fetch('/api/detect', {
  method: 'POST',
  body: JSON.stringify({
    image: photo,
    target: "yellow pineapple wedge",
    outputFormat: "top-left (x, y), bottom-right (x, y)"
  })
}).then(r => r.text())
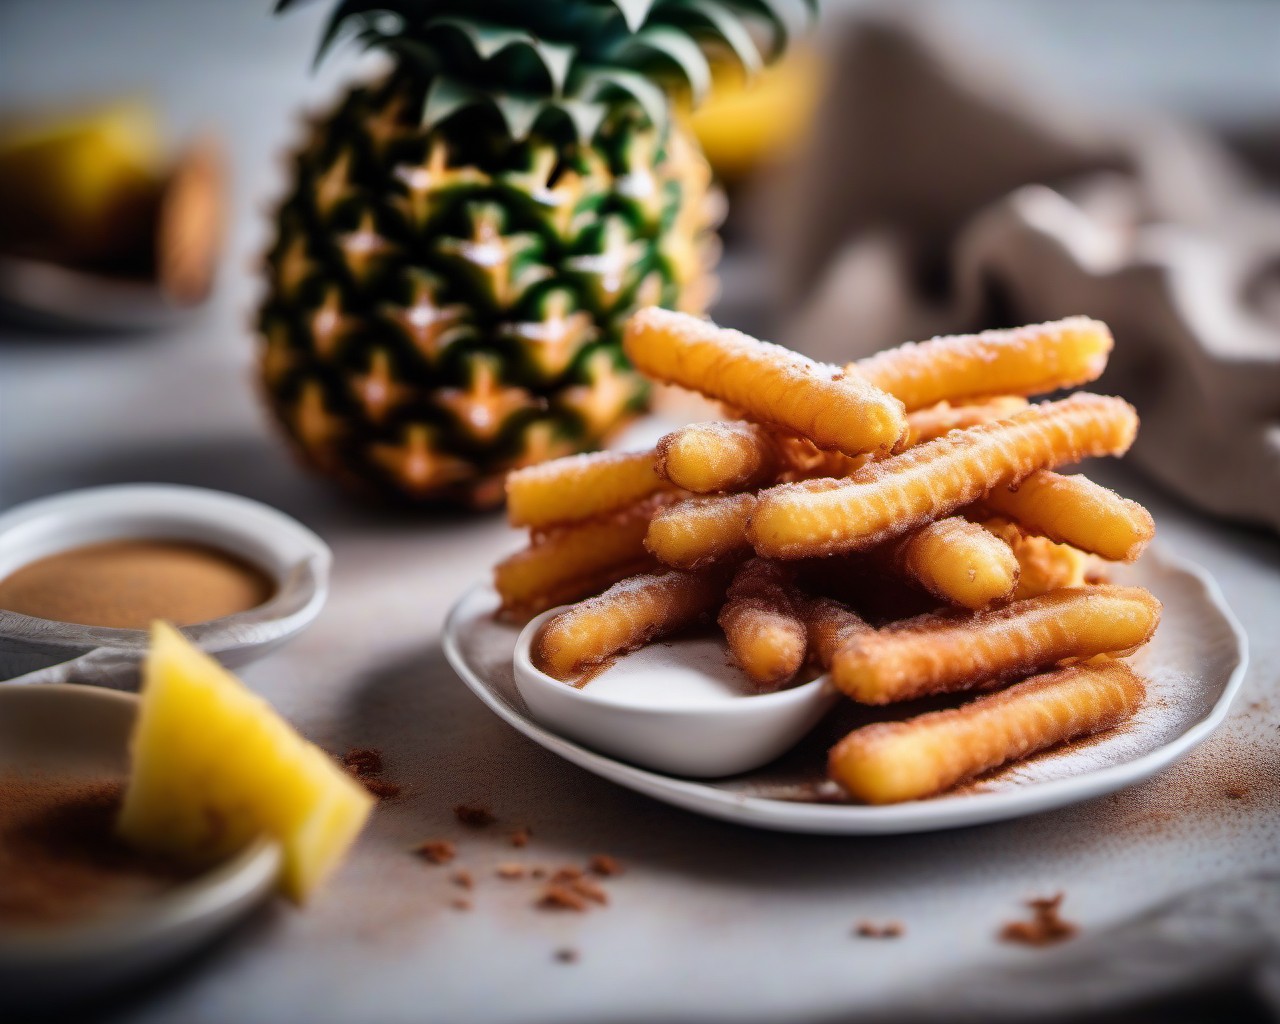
top-left (118, 622), bottom-right (374, 902)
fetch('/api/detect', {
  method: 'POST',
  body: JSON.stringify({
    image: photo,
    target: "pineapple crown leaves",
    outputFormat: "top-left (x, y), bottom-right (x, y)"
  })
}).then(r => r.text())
top-left (274, 0), bottom-right (817, 142)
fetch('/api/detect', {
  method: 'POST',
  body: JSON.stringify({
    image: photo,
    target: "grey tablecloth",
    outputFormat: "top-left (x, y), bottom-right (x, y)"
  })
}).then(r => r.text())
top-left (3, 2), bottom-right (1280, 1022)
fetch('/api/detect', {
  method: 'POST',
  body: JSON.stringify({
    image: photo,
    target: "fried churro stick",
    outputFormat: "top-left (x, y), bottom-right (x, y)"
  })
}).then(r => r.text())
top-left (534, 570), bottom-right (725, 681)
top-left (655, 421), bottom-right (781, 494)
top-left (749, 394), bottom-right (1138, 558)
top-left (852, 318), bottom-right (1113, 411)
top-left (831, 585), bottom-right (1160, 704)
top-left (802, 596), bottom-right (873, 669)
top-left (506, 450), bottom-right (664, 529)
top-left (978, 515), bottom-right (1089, 600)
top-left (828, 660), bottom-right (1146, 804)
top-left (873, 517), bottom-right (1019, 610)
top-left (984, 471), bottom-right (1154, 563)
top-left (624, 308), bottom-right (908, 457)
top-left (495, 500), bottom-right (662, 615)
top-left (904, 397), bottom-right (1030, 446)
top-left (718, 560), bottom-right (808, 690)
top-left (646, 492), bottom-right (755, 569)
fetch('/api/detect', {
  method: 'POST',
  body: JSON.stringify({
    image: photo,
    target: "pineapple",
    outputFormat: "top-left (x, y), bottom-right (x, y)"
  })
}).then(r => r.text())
top-left (259, 0), bottom-right (815, 507)
top-left (118, 623), bottom-right (373, 902)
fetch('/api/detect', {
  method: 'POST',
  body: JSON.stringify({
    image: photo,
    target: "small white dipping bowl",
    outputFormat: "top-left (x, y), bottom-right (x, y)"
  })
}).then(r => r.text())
top-left (513, 608), bottom-right (838, 778)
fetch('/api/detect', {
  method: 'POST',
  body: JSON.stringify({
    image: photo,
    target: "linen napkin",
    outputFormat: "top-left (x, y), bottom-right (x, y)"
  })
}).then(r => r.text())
top-left (763, 15), bottom-right (1280, 534)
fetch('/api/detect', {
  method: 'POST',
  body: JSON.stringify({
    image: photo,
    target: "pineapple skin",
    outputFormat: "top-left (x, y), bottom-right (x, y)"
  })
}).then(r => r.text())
top-left (258, 74), bottom-right (722, 508)
top-left (118, 623), bottom-right (374, 903)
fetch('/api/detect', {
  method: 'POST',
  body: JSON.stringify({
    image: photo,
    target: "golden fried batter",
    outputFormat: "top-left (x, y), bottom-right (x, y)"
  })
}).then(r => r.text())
top-left (801, 596), bottom-right (873, 669)
top-left (534, 569), bottom-right (726, 681)
top-left (828, 659), bottom-right (1146, 803)
top-left (506, 449), bottom-right (665, 529)
top-left (977, 515), bottom-right (1090, 599)
top-left (873, 517), bottom-right (1019, 610)
top-left (718, 560), bottom-right (808, 691)
top-left (645, 492), bottom-right (756, 569)
top-left (830, 584), bottom-right (1160, 704)
top-left (495, 498), bottom-right (665, 615)
top-left (984, 470), bottom-right (1154, 562)
top-left (904, 397), bottom-right (1030, 446)
top-left (749, 394), bottom-right (1139, 558)
top-left (624, 307), bottom-right (908, 457)
top-left (655, 421), bottom-right (781, 494)
top-left (853, 318), bottom-right (1113, 411)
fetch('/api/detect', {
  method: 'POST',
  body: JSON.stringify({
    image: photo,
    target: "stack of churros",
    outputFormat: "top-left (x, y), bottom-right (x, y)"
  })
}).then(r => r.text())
top-left (497, 307), bottom-right (1159, 805)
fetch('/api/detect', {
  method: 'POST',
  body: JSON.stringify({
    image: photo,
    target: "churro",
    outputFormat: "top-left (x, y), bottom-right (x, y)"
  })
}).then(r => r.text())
top-left (831, 585), bottom-right (1160, 704)
top-left (749, 394), bottom-right (1139, 558)
top-left (828, 660), bottom-right (1146, 803)
top-left (506, 449), bottom-right (665, 529)
top-left (645, 492), bottom-right (755, 569)
top-left (874, 517), bottom-right (1019, 610)
top-left (624, 307), bottom-right (908, 457)
top-left (904, 397), bottom-right (1030, 446)
top-left (718, 560), bottom-right (808, 690)
top-left (656, 421), bottom-right (781, 494)
top-left (853, 318), bottom-right (1113, 411)
top-left (984, 471), bottom-right (1154, 562)
top-left (534, 569), bottom-right (725, 681)
top-left (801, 596), bottom-right (872, 669)
top-left (494, 499), bottom-right (661, 614)
top-left (978, 515), bottom-right (1089, 600)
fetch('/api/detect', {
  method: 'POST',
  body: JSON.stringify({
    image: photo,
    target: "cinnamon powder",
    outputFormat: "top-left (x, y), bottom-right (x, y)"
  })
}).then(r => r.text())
top-left (0, 539), bottom-right (274, 629)
top-left (0, 773), bottom-right (197, 928)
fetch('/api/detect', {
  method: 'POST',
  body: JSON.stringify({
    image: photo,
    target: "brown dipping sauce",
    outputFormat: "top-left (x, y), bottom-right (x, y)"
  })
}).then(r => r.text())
top-left (0, 539), bottom-right (275, 629)
top-left (0, 774), bottom-right (198, 929)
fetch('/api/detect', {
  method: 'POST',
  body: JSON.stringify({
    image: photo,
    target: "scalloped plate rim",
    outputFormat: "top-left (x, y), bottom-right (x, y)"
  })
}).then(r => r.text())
top-left (443, 547), bottom-right (1248, 835)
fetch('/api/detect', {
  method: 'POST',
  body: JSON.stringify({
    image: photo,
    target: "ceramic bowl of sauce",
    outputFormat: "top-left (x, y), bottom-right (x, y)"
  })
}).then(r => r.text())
top-left (0, 484), bottom-right (330, 686)
top-left (0, 683), bottom-right (280, 1008)
top-left (513, 607), bottom-right (838, 778)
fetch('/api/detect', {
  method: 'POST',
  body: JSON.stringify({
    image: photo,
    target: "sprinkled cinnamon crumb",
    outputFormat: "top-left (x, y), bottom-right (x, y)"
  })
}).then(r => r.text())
top-left (451, 869), bottom-right (474, 891)
top-left (537, 884), bottom-right (589, 911)
top-left (854, 921), bottom-right (903, 939)
top-left (589, 854), bottom-right (623, 877)
top-left (342, 748), bottom-right (384, 777)
top-left (999, 894), bottom-right (1077, 946)
top-left (570, 877), bottom-right (608, 905)
top-left (454, 804), bottom-right (496, 828)
top-left (341, 748), bottom-right (399, 799)
top-left (415, 840), bottom-right (456, 865)
top-left (450, 897), bottom-right (472, 912)
top-left (362, 778), bottom-right (401, 800)
top-left (496, 863), bottom-right (527, 879)
top-left (509, 826), bottom-right (531, 848)
top-left (550, 866), bottom-right (583, 883)
top-left (1225, 786), bottom-right (1247, 800)
top-left (555, 947), bottom-right (579, 964)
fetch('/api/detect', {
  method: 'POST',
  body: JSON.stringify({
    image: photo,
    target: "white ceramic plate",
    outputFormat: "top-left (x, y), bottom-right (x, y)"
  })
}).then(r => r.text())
top-left (444, 548), bottom-right (1248, 834)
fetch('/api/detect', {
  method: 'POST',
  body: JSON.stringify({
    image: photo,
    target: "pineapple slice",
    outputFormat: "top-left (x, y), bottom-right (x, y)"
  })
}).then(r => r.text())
top-left (118, 622), bottom-right (374, 902)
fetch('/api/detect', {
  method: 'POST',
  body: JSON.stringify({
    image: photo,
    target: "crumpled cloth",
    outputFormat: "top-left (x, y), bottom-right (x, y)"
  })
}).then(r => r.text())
top-left (764, 15), bottom-right (1280, 534)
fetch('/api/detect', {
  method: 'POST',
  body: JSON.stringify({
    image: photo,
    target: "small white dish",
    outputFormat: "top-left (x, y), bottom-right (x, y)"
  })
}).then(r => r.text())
top-left (0, 684), bottom-right (281, 1010)
top-left (514, 608), bottom-right (838, 777)
top-left (0, 484), bottom-right (330, 686)
top-left (446, 547), bottom-right (1248, 834)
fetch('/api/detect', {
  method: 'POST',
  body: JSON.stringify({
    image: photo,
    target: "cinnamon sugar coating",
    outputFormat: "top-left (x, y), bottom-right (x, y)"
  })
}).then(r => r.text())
top-left (718, 560), bottom-right (808, 691)
top-left (829, 660), bottom-right (1145, 804)
top-left (872, 516), bottom-right (1019, 610)
top-left (831, 584), bottom-right (1160, 704)
top-left (656, 421), bottom-right (781, 494)
top-left (625, 307), bottom-right (908, 457)
top-left (534, 569), bottom-right (726, 681)
top-left (645, 492), bottom-right (756, 570)
top-left (749, 394), bottom-right (1139, 558)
